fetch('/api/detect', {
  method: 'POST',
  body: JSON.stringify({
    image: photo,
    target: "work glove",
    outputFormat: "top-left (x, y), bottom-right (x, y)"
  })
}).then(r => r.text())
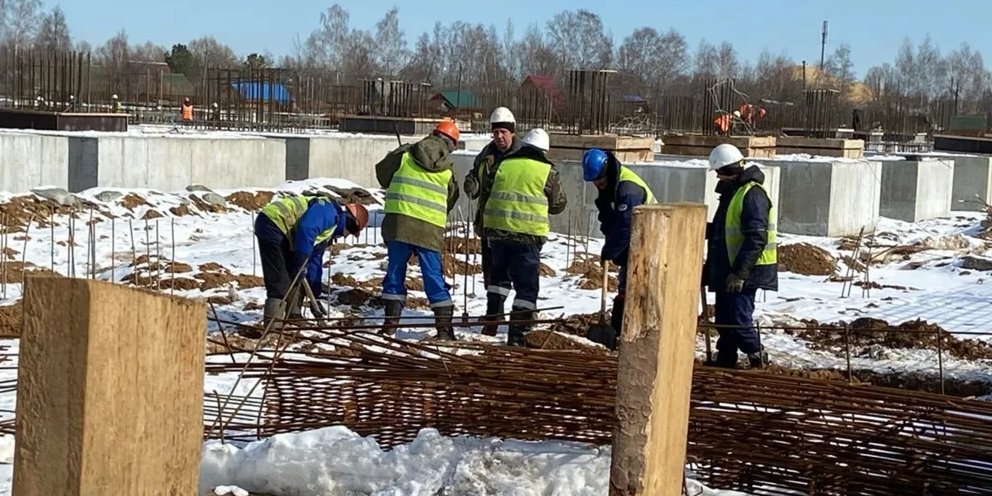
top-left (725, 274), bottom-right (746, 293)
top-left (463, 175), bottom-right (479, 197)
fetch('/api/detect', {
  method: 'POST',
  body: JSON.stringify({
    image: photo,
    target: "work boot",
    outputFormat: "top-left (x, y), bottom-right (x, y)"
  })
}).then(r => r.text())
top-left (708, 349), bottom-right (739, 369)
top-left (433, 305), bottom-right (456, 341)
top-left (506, 307), bottom-right (534, 347)
top-left (286, 288), bottom-right (304, 320)
top-left (381, 300), bottom-right (403, 334)
top-left (481, 293), bottom-right (507, 336)
top-left (255, 297), bottom-right (287, 337)
top-left (748, 349), bottom-right (769, 369)
top-left (609, 296), bottom-right (626, 338)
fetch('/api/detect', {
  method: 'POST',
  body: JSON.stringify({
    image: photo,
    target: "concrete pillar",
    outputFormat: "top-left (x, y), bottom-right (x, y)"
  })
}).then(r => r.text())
top-left (880, 159), bottom-right (954, 222)
top-left (610, 204), bottom-right (707, 496)
top-left (285, 137), bottom-right (311, 181)
top-left (67, 137), bottom-right (99, 193)
top-left (13, 277), bottom-right (205, 496)
top-left (949, 155), bottom-right (992, 211)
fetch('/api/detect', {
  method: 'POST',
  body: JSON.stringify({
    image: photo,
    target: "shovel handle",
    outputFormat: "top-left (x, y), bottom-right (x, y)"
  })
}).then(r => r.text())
top-left (600, 259), bottom-right (609, 316)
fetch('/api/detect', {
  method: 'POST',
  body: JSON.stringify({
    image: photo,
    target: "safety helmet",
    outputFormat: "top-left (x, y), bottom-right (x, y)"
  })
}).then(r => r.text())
top-left (708, 143), bottom-right (745, 170)
top-left (344, 203), bottom-right (369, 235)
top-left (434, 120), bottom-right (460, 143)
top-left (582, 148), bottom-right (609, 181)
top-left (489, 106), bottom-right (515, 125)
top-left (522, 128), bottom-right (550, 152)
top-left (112, 94), bottom-right (118, 99)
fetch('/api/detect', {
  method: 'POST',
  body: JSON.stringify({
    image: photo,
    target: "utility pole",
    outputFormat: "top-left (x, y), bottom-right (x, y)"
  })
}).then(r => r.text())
top-left (820, 20), bottom-right (828, 72)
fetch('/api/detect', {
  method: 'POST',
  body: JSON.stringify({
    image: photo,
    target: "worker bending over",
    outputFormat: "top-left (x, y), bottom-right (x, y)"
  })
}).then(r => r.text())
top-left (376, 121), bottom-right (461, 340)
top-left (464, 107), bottom-right (521, 333)
top-left (256, 195), bottom-right (369, 324)
top-left (582, 148), bottom-right (656, 344)
top-left (484, 128), bottom-right (567, 346)
top-left (704, 144), bottom-right (777, 368)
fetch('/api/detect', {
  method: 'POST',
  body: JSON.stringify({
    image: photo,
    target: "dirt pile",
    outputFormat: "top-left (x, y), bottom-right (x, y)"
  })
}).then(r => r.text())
top-left (444, 237), bottom-right (481, 255)
top-left (548, 312), bottom-right (603, 337)
top-left (141, 210), bottom-right (164, 220)
top-left (442, 253), bottom-right (481, 277)
top-left (779, 243), bottom-right (836, 276)
top-left (120, 193), bottom-right (149, 211)
top-left (758, 364), bottom-right (992, 398)
top-left (195, 270), bottom-right (264, 291)
top-left (0, 195), bottom-right (81, 231)
top-left (790, 317), bottom-right (992, 361)
top-left (327, 186), bottom-right (378, 206)
top-left (331, 272), bottom-right (381, 291)
top-left (189, 195), bottom-right (226, 214)
top-left (523, 330), bottom-right (607, 353)
top-left (225, 191), bottom-right (275, 211)
top-left (335, 288), bottom-right (377, 307)
top-left (169, 204), bottom-right (192, 216)
top-left (0, 301), bottom-right (21, 337)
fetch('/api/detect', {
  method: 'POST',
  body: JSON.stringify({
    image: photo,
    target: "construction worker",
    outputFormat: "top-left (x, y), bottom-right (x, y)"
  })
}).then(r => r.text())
top-left (704, 143), bottom-right (777, 368)
top-left (582, 148), bottom-right (656, 344)
top-left (111, 94), bottom-right (121, 113)
top-left (181, 97), bottom-right (194, 122)
top-left (376, 121), bottom-right (461, 340)
top-left (484, 128), bottom-right (566, 346)
top-left (464, 107), bottom-right (521, 334)
top-left (255, 195), bottom-right (369, 324)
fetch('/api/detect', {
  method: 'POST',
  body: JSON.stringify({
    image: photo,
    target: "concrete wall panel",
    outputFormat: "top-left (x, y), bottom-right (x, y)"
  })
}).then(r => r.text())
top-left (950, 155), bottom-right (992, 211)
top-left (188, 138), bottom-right (285, 189)
top-left (828, 161), bottom-right (882, 236)
top-left (880, 159), bottom-right (952, 222)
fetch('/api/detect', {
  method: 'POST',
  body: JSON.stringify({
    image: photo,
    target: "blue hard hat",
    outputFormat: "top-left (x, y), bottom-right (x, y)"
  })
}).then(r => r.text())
top-left (582, 148), bottom-right (608, 181)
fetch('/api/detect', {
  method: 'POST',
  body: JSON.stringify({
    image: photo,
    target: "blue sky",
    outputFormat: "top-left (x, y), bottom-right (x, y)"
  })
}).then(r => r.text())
top-left (61, 0), bottom-right (990, 78)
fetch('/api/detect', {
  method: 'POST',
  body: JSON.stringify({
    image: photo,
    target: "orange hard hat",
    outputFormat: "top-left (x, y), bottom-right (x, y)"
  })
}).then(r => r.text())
top-left (435, 120), bottom-right (460, 143)
top-left (344, 203), bottom-right (369, 235)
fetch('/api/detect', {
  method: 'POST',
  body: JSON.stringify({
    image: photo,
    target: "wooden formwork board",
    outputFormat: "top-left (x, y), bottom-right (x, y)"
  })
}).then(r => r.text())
top-left (550, 133), bottom-right (655, 150)
top-left (547, 148), bottom-right (654, 163)
top-left (777, 137), bottom-right (865, 158)
top-left (777, 147), bottom-right (865, 158)
top-left (661, 134), bottom-right (777, 158)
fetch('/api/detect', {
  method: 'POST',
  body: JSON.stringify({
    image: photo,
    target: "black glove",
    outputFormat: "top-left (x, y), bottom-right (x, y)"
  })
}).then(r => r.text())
top-left (725, 274), bottom-right (746, 293)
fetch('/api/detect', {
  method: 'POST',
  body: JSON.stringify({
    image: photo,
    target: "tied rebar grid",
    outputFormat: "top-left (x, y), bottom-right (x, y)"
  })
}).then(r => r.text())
top-left (202, 331), bottom-right (992, 496)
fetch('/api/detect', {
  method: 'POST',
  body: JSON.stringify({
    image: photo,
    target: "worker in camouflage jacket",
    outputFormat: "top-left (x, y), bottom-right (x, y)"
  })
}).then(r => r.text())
top-left (482, 128), bottom-right (567, 346)
top-left (375, 121), bottom-right (461, 340)
top-left (464, 107), bottom-right (522, 299)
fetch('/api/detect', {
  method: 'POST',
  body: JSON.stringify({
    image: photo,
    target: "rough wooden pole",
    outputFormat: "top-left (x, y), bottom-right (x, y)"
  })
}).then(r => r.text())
top-left (14, 276), bottom-right (206, 496)
top-left (609, 203), bottom-right (707, 496)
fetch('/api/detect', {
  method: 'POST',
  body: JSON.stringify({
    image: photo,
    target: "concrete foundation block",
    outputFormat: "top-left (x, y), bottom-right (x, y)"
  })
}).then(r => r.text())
top-left (0, 133), bottom-right (69, 191)
top-left (67, 137), bottom-right (98, 192)
top-left (880, 158), bottom-right (954, 222)
top-left (949, 155), bottom-right (992, 211)
top-left (751, 159), bottom-right (882, 237)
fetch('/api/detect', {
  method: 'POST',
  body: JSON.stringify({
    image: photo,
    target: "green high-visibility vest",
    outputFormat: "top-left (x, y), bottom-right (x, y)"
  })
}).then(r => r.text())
top-left (618, 166), bottom-right (657, 204)
top-left (384, 152), bottom-right (451, 228)
top-left (261, 195), bottom-right (337, 249)
top-left (484, 156), bottom-right (552, 236)
top-left (726, 182), bottom-right (777, 265)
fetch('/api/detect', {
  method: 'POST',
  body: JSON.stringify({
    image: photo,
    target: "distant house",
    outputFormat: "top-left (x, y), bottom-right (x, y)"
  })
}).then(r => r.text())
top-left (519, 75), bottom-right (566, 122)
top-left (621, 95), bottom-right (650, 114)
top-left (430, 91), bottom-right (482, 112)
top-left (227, 81), bottom-right (293, 110)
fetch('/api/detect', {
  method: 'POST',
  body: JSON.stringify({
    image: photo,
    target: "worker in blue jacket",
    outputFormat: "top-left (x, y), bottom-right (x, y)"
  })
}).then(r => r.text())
top-left (582, 148), bottom-right (657, 341)
top-left (255, 195), bottom-right (369, 324)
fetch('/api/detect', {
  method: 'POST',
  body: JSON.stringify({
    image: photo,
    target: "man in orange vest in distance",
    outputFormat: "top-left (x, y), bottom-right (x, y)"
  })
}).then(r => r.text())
top-left (181, 97), bottom-right (194, 122)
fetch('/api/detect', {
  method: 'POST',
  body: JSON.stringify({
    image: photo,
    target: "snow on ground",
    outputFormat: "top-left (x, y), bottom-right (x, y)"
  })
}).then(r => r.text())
top-left (0, 177), bottom-right (987, 494)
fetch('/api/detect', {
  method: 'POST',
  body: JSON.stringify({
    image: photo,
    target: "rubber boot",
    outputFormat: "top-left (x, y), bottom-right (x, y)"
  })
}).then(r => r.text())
top-left (251, 297), bottom-right (286, 338)
top-left (506, 307), bottom-right (534, 347)
top-left (382, 300), bottom-right (403, 334)
top-left (481, 293), bottom-right (507, 336)
top-left (433, 305), bottom-right (456, 341)
top-left (748, 349), bottom-right (769, 369)
top-left (286, 287), bottom-right (304, 321)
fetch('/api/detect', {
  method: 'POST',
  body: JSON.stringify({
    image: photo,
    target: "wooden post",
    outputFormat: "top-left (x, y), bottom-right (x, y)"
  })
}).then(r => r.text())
top-left (609, 204), bottom-right (707, 496)
top-left (14, 277), bottom-right (205, 496)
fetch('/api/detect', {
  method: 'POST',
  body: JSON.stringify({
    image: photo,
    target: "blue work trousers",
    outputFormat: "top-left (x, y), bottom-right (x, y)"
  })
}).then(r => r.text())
top-left (487, 239), bottom-right (541, 310)
top-left (382, 240), bottom-right (452, 308)
top-left (714, 289), bottom-right (761, 364)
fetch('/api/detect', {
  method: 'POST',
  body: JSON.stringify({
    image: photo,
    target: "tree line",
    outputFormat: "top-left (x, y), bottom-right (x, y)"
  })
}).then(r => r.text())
top-left (6, 2), bottom-right (992, 115)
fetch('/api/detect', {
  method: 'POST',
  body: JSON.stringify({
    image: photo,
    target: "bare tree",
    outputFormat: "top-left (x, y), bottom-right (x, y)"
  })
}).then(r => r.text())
top-left (545, 9), bottom-right (612, 70)
top-left (130, 41), bottom-right (165, 64)
top-left (34, 5), bottom-right (70, 52)
top-left (304, 4), bottom-right (350, 71)
top-left (374, 7), bottom-right (408, 77)
top-left (617, 27), bottom-right (688, 95)
top-left (96, 30), bottom-right (130, 88)
top-left (3, 0), bottom-right (42, 52)
top-left (517, 24), bottom-right (559, 78)
top-left (402, 30), bottom-right (442, 84)
top-left (188, 36), bottom-right (237, 69)
top-left (826, 43), bottom-right (855, 91)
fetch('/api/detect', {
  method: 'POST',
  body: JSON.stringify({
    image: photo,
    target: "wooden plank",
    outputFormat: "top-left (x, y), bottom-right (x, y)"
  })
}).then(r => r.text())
top-left (14, 277), bottom-right (205, 496)
top-left (777, 147), bottom-right (864, 158)
top-left (550, 133), bottom-right (655, 150)
top-left (776, 137), bottom-right (864, 149)
top-left (547, 148), bottom-right (653, 163)
top-left (661, 134), bottom-right (776, 149)
top-left (609, 204), bottom-right (707, 496)
top-left (662, 144), bottom-right (777, 158)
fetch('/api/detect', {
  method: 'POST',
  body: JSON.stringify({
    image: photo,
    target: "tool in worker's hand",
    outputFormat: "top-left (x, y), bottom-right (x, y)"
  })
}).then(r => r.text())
top-left (586, 259), bottom-right (617, 350)
top-left (700, 285), bottom-right (713, 363)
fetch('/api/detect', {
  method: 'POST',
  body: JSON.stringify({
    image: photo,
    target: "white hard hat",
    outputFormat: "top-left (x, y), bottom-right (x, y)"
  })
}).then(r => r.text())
top-left (112, 94), bottom-right (118, 99)
top-left (490, 106), bottom-right (515, 125)
top-left (708, 143), bottom-right (745, 170)
top-left (733, 110), bottom-right (742, 118)
top-left (522, 128), bottom-right (550, 152)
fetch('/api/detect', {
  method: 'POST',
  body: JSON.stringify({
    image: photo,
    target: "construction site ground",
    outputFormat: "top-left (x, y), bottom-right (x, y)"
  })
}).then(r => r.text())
top-left (0, 177), bottom-right (989, 494)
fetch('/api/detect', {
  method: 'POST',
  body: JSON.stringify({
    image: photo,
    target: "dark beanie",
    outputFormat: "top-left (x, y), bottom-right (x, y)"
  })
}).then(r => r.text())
top-left (491, 121), bottom-right (515, 134)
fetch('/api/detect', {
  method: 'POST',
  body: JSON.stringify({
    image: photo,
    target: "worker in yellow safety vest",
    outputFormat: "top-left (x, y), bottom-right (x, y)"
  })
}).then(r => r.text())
top-left (483, 128), bottom-right (567, 346)
top-left (703, 143), bottom-right (778, 369)
top-left (255, 195), bottom-right (369, 325)
top-left (375, 121), bottom-right (461, 340)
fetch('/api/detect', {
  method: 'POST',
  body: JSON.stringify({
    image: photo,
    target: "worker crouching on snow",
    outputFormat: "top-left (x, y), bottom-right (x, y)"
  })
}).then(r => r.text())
top-left (483, 128), bottom-right (566, 346)
top-left (376, 121), bottom-right (461, 340)
top-left (256, 195), bottom-right (369, 324)
top-left (582, 148), bottom-right (656, 343)
top-left (704, 143), bottom-right (777, 368)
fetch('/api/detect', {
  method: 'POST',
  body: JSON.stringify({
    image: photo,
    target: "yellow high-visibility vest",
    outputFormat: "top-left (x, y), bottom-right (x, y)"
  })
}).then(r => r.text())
top-left (725, 182), bottom-right (777, 265)
top-left (484, 157), bottom-right (552, 236)
top-left (383, 152), bottom-right (451, 228)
